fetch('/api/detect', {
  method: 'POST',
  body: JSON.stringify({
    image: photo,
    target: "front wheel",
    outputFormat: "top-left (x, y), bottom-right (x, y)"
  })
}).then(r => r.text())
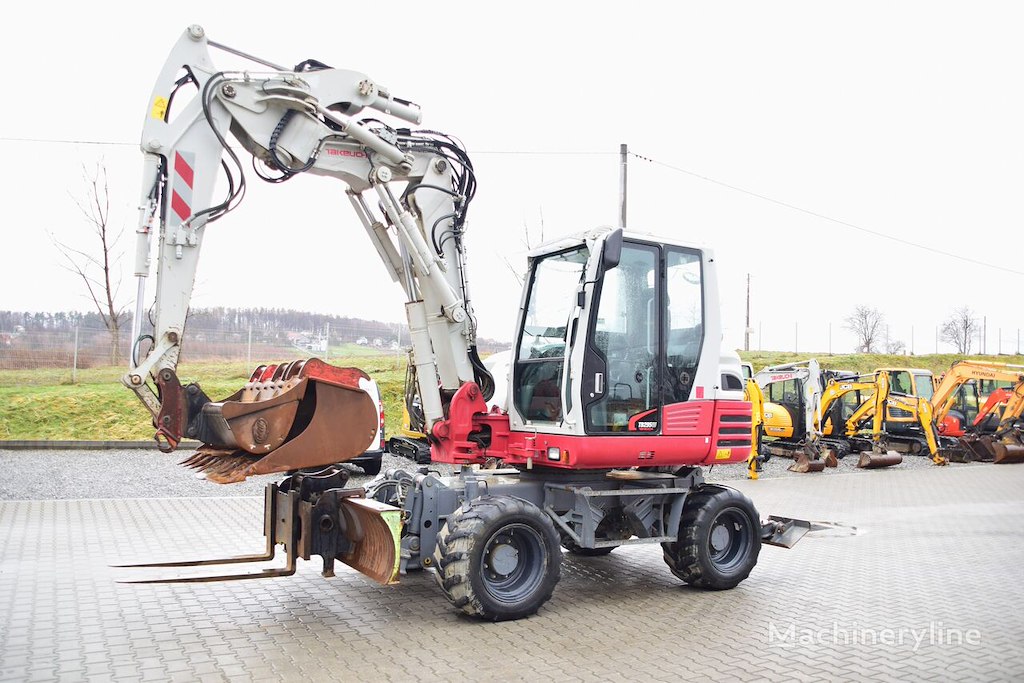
top-left (662, 486), bottom-right (760, 590)
top-left (433, 496), bottom-right (561, 621)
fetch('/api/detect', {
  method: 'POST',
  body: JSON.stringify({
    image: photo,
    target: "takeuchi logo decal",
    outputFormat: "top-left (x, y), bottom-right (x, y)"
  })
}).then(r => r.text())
top-left (326, 149), bottom-right (367, 158)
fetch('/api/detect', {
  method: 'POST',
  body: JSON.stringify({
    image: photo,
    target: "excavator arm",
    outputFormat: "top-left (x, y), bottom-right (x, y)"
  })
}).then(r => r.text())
top-left (122, 26), bottom-right (492, 480)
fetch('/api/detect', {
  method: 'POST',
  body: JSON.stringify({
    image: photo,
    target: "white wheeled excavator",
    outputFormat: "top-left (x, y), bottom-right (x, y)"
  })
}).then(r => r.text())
top-left (115, 25), bottom-right (814, 621)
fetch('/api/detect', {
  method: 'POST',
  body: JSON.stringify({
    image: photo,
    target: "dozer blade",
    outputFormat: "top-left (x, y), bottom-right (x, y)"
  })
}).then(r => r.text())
top-left (761, 516), bottom-right (857, 548)
top-left (337, 498), bottom-right (402, 584)
top-left (857, 449), bottom-right (903, 469)
top-left (183, 359), bottom-right (378, 483)
top-left (114, 479), bottom-right (401, 585)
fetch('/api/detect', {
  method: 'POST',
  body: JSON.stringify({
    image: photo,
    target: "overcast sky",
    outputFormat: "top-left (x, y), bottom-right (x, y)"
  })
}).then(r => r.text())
top-left (3, 2), bottom-right (1023, 355)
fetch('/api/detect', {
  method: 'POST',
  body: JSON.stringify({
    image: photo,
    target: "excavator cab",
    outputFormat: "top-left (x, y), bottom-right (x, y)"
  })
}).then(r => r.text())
top-left (502, 228), bottom-right (747, 468)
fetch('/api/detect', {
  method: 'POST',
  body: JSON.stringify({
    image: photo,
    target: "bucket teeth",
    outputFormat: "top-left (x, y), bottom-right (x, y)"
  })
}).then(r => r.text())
top-left (179, 450), bottom-right (260, 483)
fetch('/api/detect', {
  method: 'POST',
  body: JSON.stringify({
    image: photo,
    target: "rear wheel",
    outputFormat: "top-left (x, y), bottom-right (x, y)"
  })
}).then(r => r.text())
top-left (662, 486), bottom-right (760, 590)
top-left (433, 496), bottom-right (561, 621)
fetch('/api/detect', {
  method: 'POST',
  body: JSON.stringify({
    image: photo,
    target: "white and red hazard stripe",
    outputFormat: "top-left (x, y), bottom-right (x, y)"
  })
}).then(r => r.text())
top-left (170, 151), bottom-right (195, 223)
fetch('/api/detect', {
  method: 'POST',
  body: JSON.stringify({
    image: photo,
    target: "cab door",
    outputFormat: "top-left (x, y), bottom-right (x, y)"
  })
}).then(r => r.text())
top-left (581, 242), bottom-right (705, 435)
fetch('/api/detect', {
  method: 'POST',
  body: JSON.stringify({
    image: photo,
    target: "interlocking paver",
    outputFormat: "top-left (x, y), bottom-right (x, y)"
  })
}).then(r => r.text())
top-left (1, 464), bottom-right (1022, 680)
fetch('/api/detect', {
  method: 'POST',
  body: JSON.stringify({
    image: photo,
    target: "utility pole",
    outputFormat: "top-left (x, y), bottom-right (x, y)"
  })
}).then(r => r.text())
top-left (744, 274), bottom-right (751, 352)
top-left (325, 322), bottom-right (331, 358)
top-left (794, 322), bottom-right (798, 354)
top-left (246, 322), bottom-right (252, 367)
top-left (619, 143), bottom-right (628, 229)
top-left (910, 325), bottom-right (914, 355)
top-left (828, 323), bottom-right (832, 356)
top-left (72, 325), bottom-right (79, 384)
top-left (983, 316), bottom-right (987, 355)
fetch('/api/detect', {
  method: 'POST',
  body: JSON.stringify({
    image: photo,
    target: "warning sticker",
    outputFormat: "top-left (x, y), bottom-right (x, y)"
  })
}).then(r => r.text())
top-left (151, 96), bottom-right (169, 121)
top-left (715, 448), bottom-right (733, 460)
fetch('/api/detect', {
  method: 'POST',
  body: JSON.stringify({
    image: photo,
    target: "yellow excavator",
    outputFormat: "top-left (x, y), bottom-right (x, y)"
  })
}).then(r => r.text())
top-left (748, 363), bottom-right (946, 477)
top-left (931, 360), bottom-right (1024, 463)
top-left (386, 356), bottom-right (432, 464)
top-left (827, 372), bottom-right (947, 467)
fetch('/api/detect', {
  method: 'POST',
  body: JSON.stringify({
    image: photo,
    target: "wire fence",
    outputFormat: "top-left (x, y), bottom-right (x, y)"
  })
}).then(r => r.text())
top-left (0, 324), bottom-right (409, 385)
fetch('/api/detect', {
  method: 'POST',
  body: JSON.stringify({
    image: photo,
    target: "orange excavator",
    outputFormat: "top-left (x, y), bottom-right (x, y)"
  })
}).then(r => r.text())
top-left (931, 360), bottom-right (1024, 463)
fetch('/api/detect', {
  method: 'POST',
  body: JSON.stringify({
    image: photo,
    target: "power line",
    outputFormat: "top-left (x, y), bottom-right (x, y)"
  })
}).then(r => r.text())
top-left (0, 136), bottom-right (614, 156)
top-left (9, 134), bottom-right (1021, 276)
top-left (0, 136), bottom-right (134, 146)
top-left (630, 150), bottom-right (1024, 277)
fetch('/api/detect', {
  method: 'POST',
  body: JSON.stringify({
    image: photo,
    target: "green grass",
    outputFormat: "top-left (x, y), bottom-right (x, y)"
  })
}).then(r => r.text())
top-left (3, 351), bottom-right (1021, 441)
top-left (0, 355), bottom-right (406, 441)
top-left (739, 351), bottom-right (1024, 376)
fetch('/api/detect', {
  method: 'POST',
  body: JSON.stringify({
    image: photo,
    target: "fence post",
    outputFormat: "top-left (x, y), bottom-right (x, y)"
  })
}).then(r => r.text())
top-left (72, 325), bottom-right (79, 384)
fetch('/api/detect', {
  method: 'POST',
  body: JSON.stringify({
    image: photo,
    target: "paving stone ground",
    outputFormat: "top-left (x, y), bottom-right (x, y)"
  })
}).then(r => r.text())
top-left (1, 461), bottom-right (1022, 681)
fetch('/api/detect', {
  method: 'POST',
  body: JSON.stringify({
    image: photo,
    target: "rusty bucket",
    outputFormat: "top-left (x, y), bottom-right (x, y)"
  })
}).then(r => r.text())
top-left (857, 449), bottom-right (903, 469)
top-left (991, 440), bottom-right (1024, 464)
top-left (788, 445), bottom-right (827, 473)
top-left (183, 359), bottom-right (378, 483)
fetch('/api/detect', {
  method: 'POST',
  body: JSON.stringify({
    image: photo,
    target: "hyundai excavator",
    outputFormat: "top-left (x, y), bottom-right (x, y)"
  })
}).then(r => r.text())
top-left (113, 26), bottom-right (814, 621)
top-left (931, 360), bottom-right (1024, 463)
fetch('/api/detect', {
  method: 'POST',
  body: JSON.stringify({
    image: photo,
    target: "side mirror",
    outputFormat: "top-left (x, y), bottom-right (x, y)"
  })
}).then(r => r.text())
top-left (602, 228), bottom-right (623, 271)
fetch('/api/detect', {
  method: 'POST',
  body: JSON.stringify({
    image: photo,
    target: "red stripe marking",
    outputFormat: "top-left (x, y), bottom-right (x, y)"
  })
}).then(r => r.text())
top-left (174, 152), bottom-right (194, 189)
top-left (171, 190), bottom-right (191, 222)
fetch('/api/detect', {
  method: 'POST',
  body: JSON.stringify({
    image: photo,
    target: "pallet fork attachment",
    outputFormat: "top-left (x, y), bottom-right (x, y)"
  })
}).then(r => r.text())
top-left (114, 470), bottom-right (402, 585)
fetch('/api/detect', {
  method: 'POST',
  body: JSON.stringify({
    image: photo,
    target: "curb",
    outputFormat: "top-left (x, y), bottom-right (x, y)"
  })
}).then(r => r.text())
top-left (0, 440), bottom-right (202, 451)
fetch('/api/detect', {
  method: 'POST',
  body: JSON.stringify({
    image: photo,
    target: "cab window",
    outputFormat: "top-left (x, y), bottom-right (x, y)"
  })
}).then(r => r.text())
top-left (515, 246), bottom-right (589, 422)
top-left (913, 374), bottom-right (934, 401)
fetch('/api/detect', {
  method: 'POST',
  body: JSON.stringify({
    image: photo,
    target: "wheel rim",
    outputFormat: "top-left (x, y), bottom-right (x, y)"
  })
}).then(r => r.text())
top-left (479, 523), bottom-right (547, 603)
top-left (707, 508), bottom-right (754, 572)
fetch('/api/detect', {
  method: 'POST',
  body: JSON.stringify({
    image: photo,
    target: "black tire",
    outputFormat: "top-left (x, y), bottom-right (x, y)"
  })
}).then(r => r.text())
top-left (433, 495), bottom-right (561, 621)
top-left (662, 486), bottom-right (760, 590)
top-left (359, 457), bottom-right (382, 476)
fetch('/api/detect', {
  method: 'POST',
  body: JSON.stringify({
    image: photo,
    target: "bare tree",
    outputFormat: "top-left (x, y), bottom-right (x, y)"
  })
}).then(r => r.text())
top-left (54, 162), bottom-right (128, 365)
top-left (501, 209), bottom-right (546, 287)
top-left (844, 305), bottom-right (885, 353)
top-left (885, 339), bottom-right (906, 355)
top-left (940, 306), bottom-right (979, 354)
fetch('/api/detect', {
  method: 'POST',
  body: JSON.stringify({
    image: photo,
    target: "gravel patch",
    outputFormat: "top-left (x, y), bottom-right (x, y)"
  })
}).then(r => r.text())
top-left (0, 445), bottom-right (961, 501)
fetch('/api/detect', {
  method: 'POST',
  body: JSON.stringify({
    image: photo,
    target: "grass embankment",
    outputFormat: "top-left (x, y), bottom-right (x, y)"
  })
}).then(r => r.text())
top-left (0, 351), bottom-right (405, 441)
top-left (741, 352), bottom-right (1024, 376)
top-left (2, 350), bottom-right (1022, 441)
